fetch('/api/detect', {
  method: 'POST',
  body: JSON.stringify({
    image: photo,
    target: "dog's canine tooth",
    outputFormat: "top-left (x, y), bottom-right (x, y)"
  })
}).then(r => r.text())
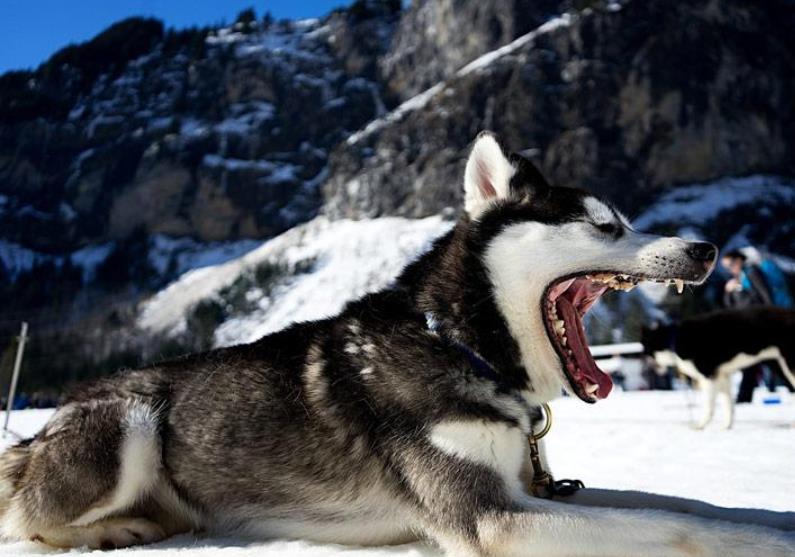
top-left (586, 383), bottom-right (599, 395)
top-left (675, 279), bottom-right (684, 294)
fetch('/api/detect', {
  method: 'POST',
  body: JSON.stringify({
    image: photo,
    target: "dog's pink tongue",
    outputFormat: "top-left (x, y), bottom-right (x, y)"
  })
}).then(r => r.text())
top-left (557, 297), bottom-right (613, 399)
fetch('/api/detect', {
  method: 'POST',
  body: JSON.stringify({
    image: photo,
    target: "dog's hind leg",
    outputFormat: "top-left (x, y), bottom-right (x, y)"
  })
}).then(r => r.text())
top-left (667, 355), bottom-right (716, 430)
top-left (0, 399), bottom-right (169, 549)
top-left (695, 379), bottom-right (717, 430)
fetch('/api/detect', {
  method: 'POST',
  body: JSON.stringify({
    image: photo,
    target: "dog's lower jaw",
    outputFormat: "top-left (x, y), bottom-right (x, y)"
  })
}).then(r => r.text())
top-left (504, 306), bottom-right (569, 405)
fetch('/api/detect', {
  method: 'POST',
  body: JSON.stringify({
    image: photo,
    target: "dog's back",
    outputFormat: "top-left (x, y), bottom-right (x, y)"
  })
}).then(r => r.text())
top-left (675, 307), bottom-right (795, 375)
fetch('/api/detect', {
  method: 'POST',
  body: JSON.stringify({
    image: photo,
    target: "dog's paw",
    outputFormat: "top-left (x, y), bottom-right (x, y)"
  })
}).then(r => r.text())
top-left (91, 518), bottom-right (166, 549)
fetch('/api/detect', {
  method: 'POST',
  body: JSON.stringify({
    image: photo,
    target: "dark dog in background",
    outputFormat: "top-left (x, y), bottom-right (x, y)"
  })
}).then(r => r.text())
top-left (643, 307), bottom-right (795, 429)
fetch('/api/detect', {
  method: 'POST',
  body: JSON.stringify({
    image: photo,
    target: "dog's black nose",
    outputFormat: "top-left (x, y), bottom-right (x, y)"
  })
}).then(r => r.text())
top-left (686, 242), bottom-right (717, 263)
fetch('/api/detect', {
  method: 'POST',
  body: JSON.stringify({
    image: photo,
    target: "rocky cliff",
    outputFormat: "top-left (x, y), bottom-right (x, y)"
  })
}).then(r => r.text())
top-left (324, 0), bottom-right (795, 220)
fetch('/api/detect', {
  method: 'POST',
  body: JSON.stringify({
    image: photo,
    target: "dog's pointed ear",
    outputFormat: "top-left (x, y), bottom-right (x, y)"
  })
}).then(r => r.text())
top-left (509, 152), bottom-right (552, 198)
top-left (464, 131), bottom-right (515, 218)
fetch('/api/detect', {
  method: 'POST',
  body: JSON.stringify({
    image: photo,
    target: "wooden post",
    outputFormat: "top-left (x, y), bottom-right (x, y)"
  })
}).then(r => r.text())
top-left (3, 322), bottom-right (28, 433)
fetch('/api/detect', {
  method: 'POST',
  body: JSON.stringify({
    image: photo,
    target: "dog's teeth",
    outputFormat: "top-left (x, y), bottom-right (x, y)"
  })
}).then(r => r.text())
top-left (586, 383), bottom-right (599, 395)
top-left (675, 279), bottom-right (684, 294)
top-left (561, 335), bottom-right (567, 346)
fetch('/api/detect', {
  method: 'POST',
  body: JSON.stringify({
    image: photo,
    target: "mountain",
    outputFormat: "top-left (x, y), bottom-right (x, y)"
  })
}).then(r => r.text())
top-left (1, 0), bottom-right (794, 392)
top-left (0, 3), bottom-right (398, 302)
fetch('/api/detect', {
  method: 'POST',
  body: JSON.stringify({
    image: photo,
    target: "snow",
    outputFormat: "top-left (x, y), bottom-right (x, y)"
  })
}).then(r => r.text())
top-left (214, 102), bottom-right (275, 136)
top-left (201, 155), bottom-right (299, 180)
top-left (137, 216), bottom-right (453, 341)
top-left (0, 240), bottom-right (116, 280)
top-left (86, 115), bottom-right (125, 139)
top-left (0, 391), bottom-right (792, 556)
top-left (147, 236), bottom-right (261, 278)
top-left (632, 175), bottom-right (795, 232)
top-left (58, 202), bottom-right (78, 222)
top-left (456, 14), bottom-right (572, 76)
top-left (0, 241), bottom-right (42, 277)
top-left (346, 83), bottom-right (444, 145)
top-left (207, 20), bottom-right (331, 67)
top-left (180, 118), bottom-right (210, 139)
top-left (69, 243), bottom-right (115, 281)
top-left (0, 235), bottom-right (260, 285)
top-left (213, 216), bottom-right (452, 345)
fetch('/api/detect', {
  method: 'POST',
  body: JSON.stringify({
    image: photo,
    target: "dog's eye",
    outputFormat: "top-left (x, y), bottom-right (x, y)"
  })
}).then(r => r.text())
top-left (592, 222), bottom-right (624, 238)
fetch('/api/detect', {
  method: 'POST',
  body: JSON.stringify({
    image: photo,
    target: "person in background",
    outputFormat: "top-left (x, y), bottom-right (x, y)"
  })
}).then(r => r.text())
top-left (721, 247), bottom-right (794, 402)
top-left (722, 248), bottom-right (793, 308)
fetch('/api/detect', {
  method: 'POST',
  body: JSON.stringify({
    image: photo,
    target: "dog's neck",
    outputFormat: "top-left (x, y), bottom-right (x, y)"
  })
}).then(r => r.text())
top-left (398, 220), bottom-right (531, 391)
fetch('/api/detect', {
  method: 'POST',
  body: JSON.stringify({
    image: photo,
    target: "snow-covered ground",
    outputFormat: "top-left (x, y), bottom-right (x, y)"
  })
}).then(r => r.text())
top-left (0, 390), bottom-right (792, 556)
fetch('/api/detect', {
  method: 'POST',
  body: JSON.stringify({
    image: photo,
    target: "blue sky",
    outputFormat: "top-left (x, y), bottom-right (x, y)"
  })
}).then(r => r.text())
top-left (0, 0), bottom-right (351, 74)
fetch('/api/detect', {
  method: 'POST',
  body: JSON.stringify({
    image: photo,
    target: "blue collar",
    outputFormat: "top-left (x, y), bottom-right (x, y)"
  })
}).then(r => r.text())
top-left (425, 312), bottom-right (503, 384)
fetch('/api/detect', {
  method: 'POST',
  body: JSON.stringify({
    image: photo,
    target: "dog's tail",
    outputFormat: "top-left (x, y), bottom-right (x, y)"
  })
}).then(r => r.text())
top-left (0, 438), bottom-right (33, 520)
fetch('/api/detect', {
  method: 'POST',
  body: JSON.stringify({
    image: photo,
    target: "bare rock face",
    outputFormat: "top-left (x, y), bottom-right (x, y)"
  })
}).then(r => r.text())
top-left (325, 0), bottom-right (795, 218)
top-left (378, 0), bottom-right (562, 101)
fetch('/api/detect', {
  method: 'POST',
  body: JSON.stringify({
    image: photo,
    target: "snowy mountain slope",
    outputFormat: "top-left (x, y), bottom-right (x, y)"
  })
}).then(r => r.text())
top-left (137, 215), bottom-right (453, 343)
top-left (632, 175), bottom-right (795, 235)
top-left (0, 390), bottom-right (793, 556)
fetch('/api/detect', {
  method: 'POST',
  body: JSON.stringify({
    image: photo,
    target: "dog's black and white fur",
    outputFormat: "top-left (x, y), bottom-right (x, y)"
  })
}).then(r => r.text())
top-left (1, 133), bottom-right (793, 556)
top-left (643, 308), bottom-right (795, 430)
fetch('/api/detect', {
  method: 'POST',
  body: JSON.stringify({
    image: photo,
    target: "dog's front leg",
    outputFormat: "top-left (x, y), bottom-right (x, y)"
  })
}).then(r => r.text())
top-left (410, 458), bottom-right (794, 556)
top-left (557, 488), bottom-right (795, 532)
top-left (716, 374), bottom-right (735, 429)
top-left (695, 379), bottom-right (717, 429)
top-left (468, 498), bottom-right (795, 557)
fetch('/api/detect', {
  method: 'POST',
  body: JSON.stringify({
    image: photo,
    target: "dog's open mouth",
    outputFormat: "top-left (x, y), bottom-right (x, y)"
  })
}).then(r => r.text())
top-left (543, 273), bottom-right (687, 403)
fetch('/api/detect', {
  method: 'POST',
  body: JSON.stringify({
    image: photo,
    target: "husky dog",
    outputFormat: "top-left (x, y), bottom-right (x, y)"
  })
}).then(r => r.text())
top-left (1, 132), bottom-right (793, 556)
top-left (643, 308), bottom-right (795, 430)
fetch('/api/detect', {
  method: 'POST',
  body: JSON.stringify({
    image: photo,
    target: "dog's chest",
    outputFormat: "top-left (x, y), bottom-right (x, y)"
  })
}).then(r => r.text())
top-left (428, 419), bottom-right (528, 498)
